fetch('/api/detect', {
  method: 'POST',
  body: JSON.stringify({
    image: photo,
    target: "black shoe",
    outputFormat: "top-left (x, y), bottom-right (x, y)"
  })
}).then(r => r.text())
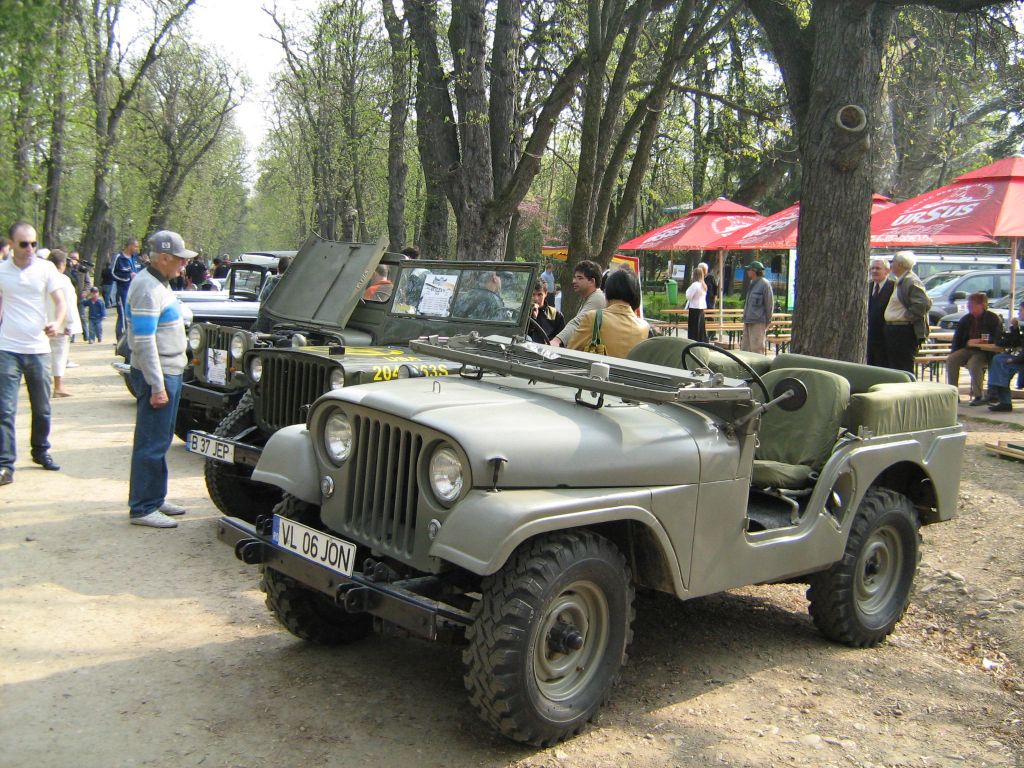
top-left (32, 453), bottom-right (60, 471)
top-left (0, 468), bottom-right (12, 485)
top-left (967, 397), bottom-right (986, 406)
top-left (988, 402), bottom-right (1013, 412)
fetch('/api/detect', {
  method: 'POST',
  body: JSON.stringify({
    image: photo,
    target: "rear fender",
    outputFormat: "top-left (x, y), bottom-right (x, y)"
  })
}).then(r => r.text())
top-left (251, 424), bottom-right (320, 504)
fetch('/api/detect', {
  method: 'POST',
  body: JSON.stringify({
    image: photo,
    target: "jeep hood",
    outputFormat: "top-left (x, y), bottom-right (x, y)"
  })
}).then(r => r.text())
top-left (259, 234), bottom-right (386, 331)
top-left (329, 377), bottom-right (709, 487)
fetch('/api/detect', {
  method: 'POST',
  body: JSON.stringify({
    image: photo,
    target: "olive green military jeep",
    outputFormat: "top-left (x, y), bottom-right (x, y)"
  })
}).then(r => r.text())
top-left (185, 235), bottom-right (537, 521)
top-left (217, 333), bottom-right (965, 746)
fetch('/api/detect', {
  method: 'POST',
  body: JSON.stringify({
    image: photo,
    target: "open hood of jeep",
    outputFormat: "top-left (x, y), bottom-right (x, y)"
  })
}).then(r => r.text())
top-left (259, 234), bottom-right (386, 331)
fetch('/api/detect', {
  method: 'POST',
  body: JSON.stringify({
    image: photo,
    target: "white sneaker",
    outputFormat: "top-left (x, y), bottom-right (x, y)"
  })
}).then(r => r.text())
top-left (130, 510), bottom-right (178, 528)
top-left (66, 361), bottom-right (80, 368)
top-left (159, 501), bottom-right (187, 516)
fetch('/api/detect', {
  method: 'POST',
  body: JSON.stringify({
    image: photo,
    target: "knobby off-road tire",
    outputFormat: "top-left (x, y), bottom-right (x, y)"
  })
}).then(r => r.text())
top-left (463, 530), bottom-right (635, 746)
top-left (261, 496), bottom-right (372, 645)
top-left (204, 391), bottom-right (280, 521)
top-left (807, 488), bottom-right (920, 647)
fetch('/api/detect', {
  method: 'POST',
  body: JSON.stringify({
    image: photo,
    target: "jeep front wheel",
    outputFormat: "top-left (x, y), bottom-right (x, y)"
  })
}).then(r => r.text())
top-left (204, 391), bottom-right (280, 521)
top-left (262, 496), bottom-right (373, 645)
top-left (807, 488), bottom-right (919, 647)
top-left (463, 530), bottom-right (635, 746)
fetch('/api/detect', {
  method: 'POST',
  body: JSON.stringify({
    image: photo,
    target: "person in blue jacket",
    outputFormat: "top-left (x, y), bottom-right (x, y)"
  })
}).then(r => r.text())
top-left (112, 237), bottom-right (141, 341)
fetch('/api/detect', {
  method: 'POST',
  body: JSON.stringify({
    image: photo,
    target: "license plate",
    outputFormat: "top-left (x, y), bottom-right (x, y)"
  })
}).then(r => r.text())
top-left (273, 516), bottom-right (357, 577)
top-left (186, 431), bottom-right (235, 463)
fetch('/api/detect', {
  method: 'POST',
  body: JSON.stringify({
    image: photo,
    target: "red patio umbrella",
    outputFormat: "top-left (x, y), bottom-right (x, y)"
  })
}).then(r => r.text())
top-left (618, 198), bottom-right (765, 251)
top-left (871, 156), bottom-right (1024, 298)
top-left (619, 197), bottom-right (767, 321)
top-left (709, 195), bottom-right (893, 251)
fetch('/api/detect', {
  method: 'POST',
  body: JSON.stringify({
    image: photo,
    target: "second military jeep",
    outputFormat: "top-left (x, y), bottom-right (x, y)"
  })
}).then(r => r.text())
top-left (217, 334), bottom-right (965, 746)
top-left (185, 235), bottom-right (538, 521)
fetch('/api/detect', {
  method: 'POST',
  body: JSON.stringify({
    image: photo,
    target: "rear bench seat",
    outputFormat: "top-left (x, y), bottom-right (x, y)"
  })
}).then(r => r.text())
top-left (768, 353), bottom-right (957, 436)
top-left (627, 340), bottom-right (958, 437)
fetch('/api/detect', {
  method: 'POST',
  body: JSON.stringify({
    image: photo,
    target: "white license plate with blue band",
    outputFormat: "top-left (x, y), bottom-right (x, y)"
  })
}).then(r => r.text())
top-left (186, 432), bottom-right (235, 463)
top-left (273, 516), bottom-right (357, 577)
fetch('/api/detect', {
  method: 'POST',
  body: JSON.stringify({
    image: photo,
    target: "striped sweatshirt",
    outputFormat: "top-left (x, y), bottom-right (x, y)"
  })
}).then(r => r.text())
top-left (126, 266), bottom-right (187, 392)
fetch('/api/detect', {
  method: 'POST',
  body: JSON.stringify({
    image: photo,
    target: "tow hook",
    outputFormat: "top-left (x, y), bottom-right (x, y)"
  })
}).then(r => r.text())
top-left (234, 538), bottom-right (266, 564)
top-left (337, 584), bottom-right (374, 613)
top-left (363, 558), bottom-right (391, 582)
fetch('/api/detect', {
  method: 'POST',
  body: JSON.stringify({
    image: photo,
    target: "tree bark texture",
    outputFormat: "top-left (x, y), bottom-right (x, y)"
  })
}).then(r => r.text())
top-left (408, 0), bottom-right (582, 260)
top-left (382, 0), bottom-right (410, 252)
top-left (789, 2), bottom-right (894, 362)
top-left (745, 0), bottom-right (1010, 361)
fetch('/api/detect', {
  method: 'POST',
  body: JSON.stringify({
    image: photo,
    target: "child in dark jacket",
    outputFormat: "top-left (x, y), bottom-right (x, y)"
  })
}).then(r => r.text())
top-left (85, 287), bottom-right (106, 343)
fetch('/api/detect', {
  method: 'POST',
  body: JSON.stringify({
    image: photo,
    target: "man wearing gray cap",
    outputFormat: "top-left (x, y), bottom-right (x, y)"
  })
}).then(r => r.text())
top-left (126, 230), bottom-right (196, 528)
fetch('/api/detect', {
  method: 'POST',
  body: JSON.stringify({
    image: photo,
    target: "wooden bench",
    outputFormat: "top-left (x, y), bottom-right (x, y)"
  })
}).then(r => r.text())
top-left (914, 342), bottom-right (951, 381)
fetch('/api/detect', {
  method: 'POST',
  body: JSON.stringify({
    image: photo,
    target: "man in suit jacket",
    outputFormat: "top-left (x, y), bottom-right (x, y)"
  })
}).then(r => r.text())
top-left (867, 257), bottom-right (895, 367)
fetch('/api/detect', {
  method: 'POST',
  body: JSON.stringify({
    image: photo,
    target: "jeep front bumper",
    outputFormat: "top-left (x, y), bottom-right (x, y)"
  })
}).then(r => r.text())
top-left (217, 516), bottom-right (473, 641)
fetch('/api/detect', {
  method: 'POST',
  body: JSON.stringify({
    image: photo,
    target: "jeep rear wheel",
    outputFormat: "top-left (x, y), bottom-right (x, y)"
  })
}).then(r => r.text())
top-left (807, 488), bottom-right (919, 647)
top-left (204, 392), bottom-right (280, 521)
top-left (262, 496), bottom-right (373, 645)
top-left (463, 530), bottom-right (635, 746)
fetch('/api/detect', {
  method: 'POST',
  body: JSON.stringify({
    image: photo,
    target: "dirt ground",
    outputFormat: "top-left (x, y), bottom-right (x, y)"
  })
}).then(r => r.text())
top-left (1, 331), bottom-right (1022, 768)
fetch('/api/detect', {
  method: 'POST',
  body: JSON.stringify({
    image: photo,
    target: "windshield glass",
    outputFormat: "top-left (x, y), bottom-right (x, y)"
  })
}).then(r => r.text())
top-left (391, 265), bottom-right (532, 323)
top-left (926, 275), bottom-right (964, 297)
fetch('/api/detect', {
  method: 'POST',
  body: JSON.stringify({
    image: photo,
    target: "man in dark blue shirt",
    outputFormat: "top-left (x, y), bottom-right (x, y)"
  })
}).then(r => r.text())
top-left (112, 237), bottom-right (141, 341)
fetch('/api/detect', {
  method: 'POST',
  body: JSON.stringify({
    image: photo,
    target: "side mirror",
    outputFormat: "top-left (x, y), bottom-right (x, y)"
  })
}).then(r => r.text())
top-left (772, 377), bottom-right (808, 411)
top-left (951, 291), bottom-right (967, 301)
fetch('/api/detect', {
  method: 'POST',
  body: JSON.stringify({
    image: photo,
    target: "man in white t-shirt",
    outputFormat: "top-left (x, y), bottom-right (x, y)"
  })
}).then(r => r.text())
top-left (0, 222), bottom-right (66, 484)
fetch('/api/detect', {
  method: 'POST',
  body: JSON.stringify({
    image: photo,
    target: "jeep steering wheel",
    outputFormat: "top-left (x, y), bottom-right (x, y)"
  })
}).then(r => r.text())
top-left (680, 341), bottom-right (770, 402)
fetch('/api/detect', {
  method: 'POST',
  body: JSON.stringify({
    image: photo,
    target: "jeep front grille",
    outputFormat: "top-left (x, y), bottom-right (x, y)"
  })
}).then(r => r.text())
top-left (199, 326), bottom-right (235, 384)
top-left (256, 354), bottom-right (333, 432)
top-left (343, 414), bottom-right (423, 557)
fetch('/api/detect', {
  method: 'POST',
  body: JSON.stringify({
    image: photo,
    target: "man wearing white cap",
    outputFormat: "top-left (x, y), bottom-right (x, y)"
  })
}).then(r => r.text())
top-left (126, 230), bottom-right (196, 528)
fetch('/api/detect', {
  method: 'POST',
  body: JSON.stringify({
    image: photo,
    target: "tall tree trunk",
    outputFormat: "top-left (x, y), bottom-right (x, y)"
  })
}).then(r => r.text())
top-left (13, 71), bottom-right (35, 223)
top-left (383, 0), bottom-right (409, 252)
top-left (42, 90), bottom-right (66, 247)
top-left (42, 0), bottom-right (73, 247)
top-left (419, 175), bottom-right (449, 259)
top-left (790, 4), bottom-right (893, 362)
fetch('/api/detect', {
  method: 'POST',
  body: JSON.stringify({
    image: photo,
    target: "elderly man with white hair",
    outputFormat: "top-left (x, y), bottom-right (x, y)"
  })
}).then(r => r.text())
top-left (883, 250), bottom-right (932, 374)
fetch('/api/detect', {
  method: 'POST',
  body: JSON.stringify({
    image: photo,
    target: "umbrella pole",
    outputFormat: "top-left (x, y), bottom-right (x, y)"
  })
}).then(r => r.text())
top-left (717, 249), bottom-right (725, 327)
top-left (1012, 238), bottom-right (1019, 309)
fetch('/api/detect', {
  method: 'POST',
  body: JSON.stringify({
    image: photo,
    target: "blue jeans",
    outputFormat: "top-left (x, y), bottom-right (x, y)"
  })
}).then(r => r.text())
top-left (128, 368), bottom-right (182, 518)
top-left (103, 283), bottom-right (115, 307)
top-left (0, 350), bottom-right (52, 472)
top-left (987, 353), bottom-right (1024, 404)
top-left (89, 317), bottom-right (104, 342)
top-left (115, 284), bottom-right (130, 340)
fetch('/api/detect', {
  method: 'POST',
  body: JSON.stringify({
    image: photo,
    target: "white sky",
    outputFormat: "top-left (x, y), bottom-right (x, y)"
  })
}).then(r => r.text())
top-left (185, 0), bottom-right (319, 168)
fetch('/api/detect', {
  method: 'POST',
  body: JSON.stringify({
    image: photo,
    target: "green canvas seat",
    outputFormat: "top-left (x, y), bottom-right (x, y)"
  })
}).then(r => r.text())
top-left (626, 337), bottom-right (773, 378)
top-left (770, 352), bottom-right (913, 393)
top-left (752, 368), bottom-right (850, 490)
top-left (845, 382), bottom-right (958, 435)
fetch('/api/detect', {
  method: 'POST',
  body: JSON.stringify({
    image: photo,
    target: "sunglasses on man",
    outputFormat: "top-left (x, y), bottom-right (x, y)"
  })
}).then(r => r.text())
top-left (19, 240), bottom-right (37, 248)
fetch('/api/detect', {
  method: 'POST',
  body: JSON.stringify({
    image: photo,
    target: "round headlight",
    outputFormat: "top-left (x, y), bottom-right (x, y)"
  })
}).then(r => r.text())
top-left (230, 332), bottom-right (247, 360)
top-left (188, 325), bottom-right (203, 352)
top-left (429, 445), bottom-right (464, 504)
top-left (329, 368), bottom-right (345, 390)
top-left (324, 411), bottom-right (353, 464)
top-left (249, 357), bottom-right (263, 382)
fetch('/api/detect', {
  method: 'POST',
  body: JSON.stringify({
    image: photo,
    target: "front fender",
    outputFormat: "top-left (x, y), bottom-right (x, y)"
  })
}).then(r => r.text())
top-left (252, 424), bottom-right (320, 504)
top-left (428, 487), bottom-right (686, 595)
